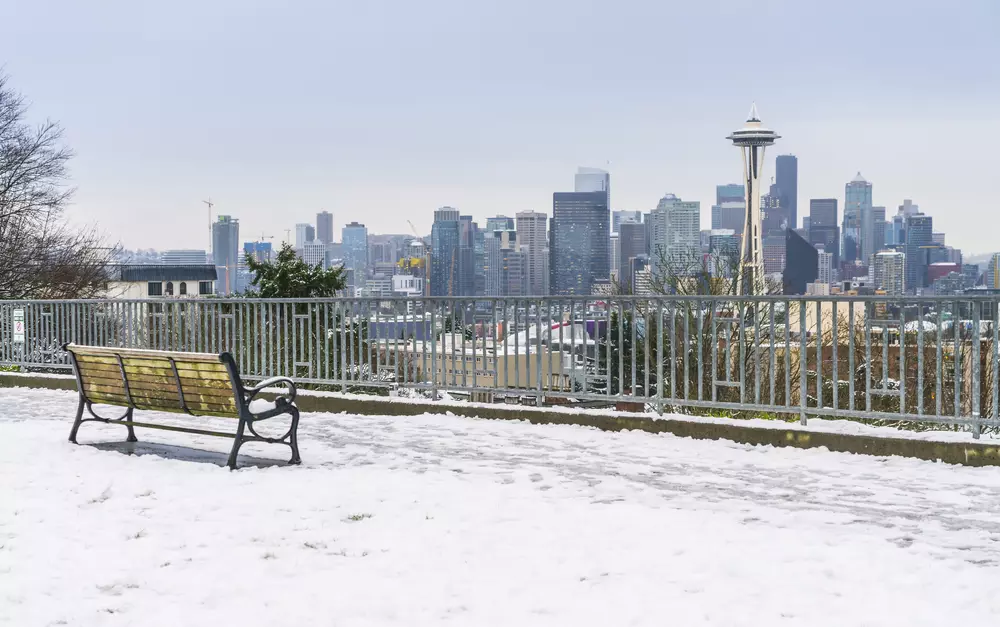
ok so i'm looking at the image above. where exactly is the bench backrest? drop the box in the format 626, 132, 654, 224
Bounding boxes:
66, 344, 240, 417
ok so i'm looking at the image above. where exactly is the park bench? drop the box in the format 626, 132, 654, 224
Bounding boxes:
64, 343, 301, 469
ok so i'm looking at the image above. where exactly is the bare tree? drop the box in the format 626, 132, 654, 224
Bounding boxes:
0, 72, 115, 299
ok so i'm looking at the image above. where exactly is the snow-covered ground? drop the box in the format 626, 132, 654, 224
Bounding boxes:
3, 386, 1000, 626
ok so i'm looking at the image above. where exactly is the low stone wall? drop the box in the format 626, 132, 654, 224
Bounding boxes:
4, 372, 999, 467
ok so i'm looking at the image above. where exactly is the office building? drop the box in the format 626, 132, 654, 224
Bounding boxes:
618, 220, 647, 291
516, 211, 549, 295
295, 223, 315, 249
763, 235, 786, 276
904, 213, 933, 292
610, 234, 620, 281
761, 190, 784, 235
550, 191, 610, 295
810, 198, 838, 227
574, 167, 610, 196
460, 215, 477, 297
162, 249, 208, 265
708, 229, 739, 277
430, 207, 461, 296
783, 229, 818, 295
711, 201, 746, 234
316, 211, 334, 244
774, 155, 798, 229
301, 242, 327, 268
483, 228, 523, 296
872, 250, 906, 295
716, 184, 745, 205
612, 210, 642, 234
211, 215, 240, 295
342, 222, 368, 289
861, 206, 887, 262
817, 250, 834, 285
485, 216, 515, 233
649, 194, 701, 277
843, 173, 872, 264
243, 242, 272, 264
727, 104, 780, 295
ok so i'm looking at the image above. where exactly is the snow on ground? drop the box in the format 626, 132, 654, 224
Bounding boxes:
3, 387, 1000, 627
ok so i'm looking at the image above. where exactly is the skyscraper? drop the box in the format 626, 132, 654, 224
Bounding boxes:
485, 216, 515, 232
809, 198, 838, 227
316, 211, 334, 245
817, 250, 834, 286
727, 104, 780, 295
904, 213, 933, 292
342, 222, 368, 290
716, 184, 745, 205
516, 211, 549, 295
872, 251, 906, 295
611, 210, 642, 234
861, 206, 887, 262
430, 207, 461, 296
618, 220, 647, 291
711, 202, 746, 234
774, 155, 798, 230
483, 228, 522, 296
843, 173, 872, 264
783, 229, 818, 295
649, 194, 701, 277
211, 215, 240, 295
295, 223, 315, 249
550, 191, 610, 295
574, 167, 610, 196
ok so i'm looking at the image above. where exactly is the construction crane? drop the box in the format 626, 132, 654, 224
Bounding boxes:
202, 198, 214, 250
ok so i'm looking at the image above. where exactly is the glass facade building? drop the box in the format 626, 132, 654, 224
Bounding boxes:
550, 191, 610, 295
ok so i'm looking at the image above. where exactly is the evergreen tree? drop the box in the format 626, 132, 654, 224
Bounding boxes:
245, 242, 346, 298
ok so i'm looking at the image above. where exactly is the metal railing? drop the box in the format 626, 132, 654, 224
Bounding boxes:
2, 295, 999, 436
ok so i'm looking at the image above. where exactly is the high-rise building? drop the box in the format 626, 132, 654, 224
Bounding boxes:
904, 213, 933, 292
727, 104, 780, 295
716, 184, 745, 205
574, 167, 610, 195
243, 242, 272, 264
810, 198, 838, 227
316, 211, 334, 245
301, 242, 327, 268
610, 234, 620, 281
861, 206, 887, 262
516, 211, 548, 295
342, 222, 368, 290
550, 191, 610, 295
486, 216, 515, 233
763, 235, 786, 276
707, 229, 739, 277
899, 199, 919, 217
989, 254, 1000, 289
774, 155, 798, 230
711, 202, 746, 234
618, 220, 647, 291
843, 173, 872, 264
430, 207, 461, 296
932, 232, 946, 246
761, 189, 784, 235
211, 215, 240, 295
295, 223, 315, 249
459, 215, 477, 297
783, 229, 818, 295
162, 250, 208, 265
483, 228, 522, 296
872, 250, 906, 295
649, 194, 701, 277
612, 210, 642, 234
817, 250, 834, 286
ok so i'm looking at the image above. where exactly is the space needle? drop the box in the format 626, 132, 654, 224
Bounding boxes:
727, 104, 780, 296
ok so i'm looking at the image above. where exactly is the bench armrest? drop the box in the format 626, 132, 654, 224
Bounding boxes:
244, 377, 298, 407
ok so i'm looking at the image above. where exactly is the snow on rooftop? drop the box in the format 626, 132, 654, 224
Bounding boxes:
4, 386, 1000, 626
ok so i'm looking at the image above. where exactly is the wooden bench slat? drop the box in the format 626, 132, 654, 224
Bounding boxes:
69, 346, 224, 364
75, 362, 232, 381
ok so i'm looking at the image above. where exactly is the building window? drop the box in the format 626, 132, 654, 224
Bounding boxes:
165, 282, 174, 296
147, 282, 163, 296
179, 282, 187, 296
199, 281, 213, 295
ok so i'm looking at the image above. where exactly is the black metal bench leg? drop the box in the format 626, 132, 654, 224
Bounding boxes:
227, 414, 248, 470
68, 397, 85, 444
125, 408, 138, 443
288, 407, 301, 465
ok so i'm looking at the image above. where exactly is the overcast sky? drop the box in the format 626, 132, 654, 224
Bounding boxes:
4, 0, 999, 253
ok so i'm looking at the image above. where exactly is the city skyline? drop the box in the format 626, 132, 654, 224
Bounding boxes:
4, 0, 997, 254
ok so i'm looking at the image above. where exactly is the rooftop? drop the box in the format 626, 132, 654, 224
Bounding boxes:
114, 264, 218, 282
